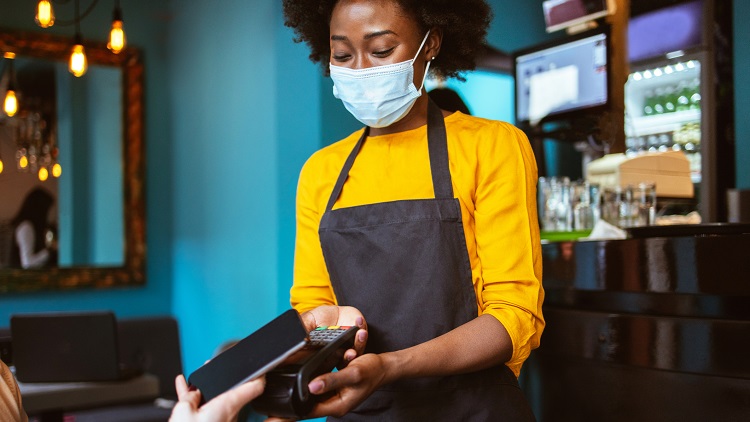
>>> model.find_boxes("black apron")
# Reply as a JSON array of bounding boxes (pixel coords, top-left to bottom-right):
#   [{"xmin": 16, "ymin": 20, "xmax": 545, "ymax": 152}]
[{"xmin": 318, "ymin": 101, "xmax": 536, "ymax": 421}]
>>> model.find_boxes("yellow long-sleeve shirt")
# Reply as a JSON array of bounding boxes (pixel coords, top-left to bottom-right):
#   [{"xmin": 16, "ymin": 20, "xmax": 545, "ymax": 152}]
[{"xmin": 292, "ymin": 111, "xmax": 544, "ymax": 376}]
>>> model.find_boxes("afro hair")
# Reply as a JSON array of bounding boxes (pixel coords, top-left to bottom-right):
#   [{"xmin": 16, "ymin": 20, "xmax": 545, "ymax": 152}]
[{"xmin": 282, "ymin": 0, "xmax": 493, "ymax": 80}]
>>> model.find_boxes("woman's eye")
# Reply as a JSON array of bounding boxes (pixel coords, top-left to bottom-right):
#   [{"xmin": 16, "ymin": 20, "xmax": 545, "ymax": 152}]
[
  {"xmin": 332, "ymin": 53, "xmax": 351, "ymax": 62},
  {"xmin": 373, "ymin": 47, "xmax": 395, "ymax": 57}
]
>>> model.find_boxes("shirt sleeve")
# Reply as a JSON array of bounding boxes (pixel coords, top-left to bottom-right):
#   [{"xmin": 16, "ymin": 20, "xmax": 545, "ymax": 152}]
[
  {"xmin": 473, "ymin": 122, "xmax": 545, "ymax": 376},
  {"xmin": 15, "ymin": 221, "xmax": 49, "ymax": 269},
  {"xmin": 290, "ymin": 156, "xmax": 338, "ymax": 313},
  {"xmin": 1, "ymin": 360, "xmax": 28, "ymax": 422}
]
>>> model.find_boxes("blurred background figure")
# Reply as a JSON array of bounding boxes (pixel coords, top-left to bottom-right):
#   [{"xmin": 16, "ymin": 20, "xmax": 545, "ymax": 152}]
[
  {"xmin": 428, "ymin": 86, "xmax": 472, "ymax": 115},
  {"xmin": 10, "ymin": 187, "xmax": 57, "ymax": 269}
]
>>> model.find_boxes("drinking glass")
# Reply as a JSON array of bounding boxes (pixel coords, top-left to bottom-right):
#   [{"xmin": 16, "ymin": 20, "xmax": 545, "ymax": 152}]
[
  {"xmin": 571, "ymin": 181, "xmax": 597, "ymax": 231},
  {"xmin": 633, "ymin": 182, "xmax": 657, "ymax": 226},
  {"xmin": 543, "ymin": 177, "xmax": 572, "ymax": 232}
]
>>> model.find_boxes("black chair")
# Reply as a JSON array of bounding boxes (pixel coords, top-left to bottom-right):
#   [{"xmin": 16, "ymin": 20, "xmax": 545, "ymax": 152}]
[
  {"xmin": 0, "ymin": 326, "xmax": 11, "ymax": 364},
  {"xmin": 67, "ymin": 316, "xmax": 183, "ymax": 422}
]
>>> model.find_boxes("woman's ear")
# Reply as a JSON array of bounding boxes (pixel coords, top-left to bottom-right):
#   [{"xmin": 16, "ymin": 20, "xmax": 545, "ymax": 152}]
[{"xmin": 425, "ymin": 27, "xmax": 443, "ymax": 61}]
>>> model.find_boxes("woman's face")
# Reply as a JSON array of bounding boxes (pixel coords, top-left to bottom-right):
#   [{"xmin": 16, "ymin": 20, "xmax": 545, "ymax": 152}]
[{"xmin": 329, "ymin": 0, "xmax": 431, "ymax": 71}]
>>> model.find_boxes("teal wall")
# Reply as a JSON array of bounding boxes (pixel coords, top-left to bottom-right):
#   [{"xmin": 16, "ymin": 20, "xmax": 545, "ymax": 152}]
[
  {"xmin": 735, "ymin": 1, "xmax": 750, "ymax": 188},
  {"xmin": 1, "ymin": 0, "xmax": 747, "ymax": 382},
  {"xmin": 167, "ymin": 0, "xmax": 323, "ymax": 373}
]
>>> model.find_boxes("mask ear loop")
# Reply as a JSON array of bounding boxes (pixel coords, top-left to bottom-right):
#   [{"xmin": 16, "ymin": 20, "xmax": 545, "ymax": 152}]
[
  {"xmin": 418, "ymin": 60, "xmax": 432, "ymax": 92},
  {"xmin": 414, "ymin": 31, "xmax": 433, "ymax": 92},
  {"xmin": 412, "ymin": 30, "xmax": 432, "ymax": 63}
]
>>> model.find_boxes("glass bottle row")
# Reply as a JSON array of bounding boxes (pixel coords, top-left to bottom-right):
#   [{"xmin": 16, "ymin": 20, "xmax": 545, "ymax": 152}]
[{"xmin": 642, "ymin": 78, "xmax": 701, "ymax": 117}]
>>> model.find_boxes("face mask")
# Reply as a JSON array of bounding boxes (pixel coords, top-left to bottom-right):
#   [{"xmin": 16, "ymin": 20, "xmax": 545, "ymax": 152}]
[{"xmin": 330, "ymin": 31, "xmax": 431, "ymax": 128}]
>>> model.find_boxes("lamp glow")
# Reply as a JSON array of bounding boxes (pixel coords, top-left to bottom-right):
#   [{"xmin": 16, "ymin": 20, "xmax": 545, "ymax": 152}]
[
  {"xmin": 19, "ymin": 155, "xmax": 28, "ymax": 169},
  {"xmin": 4, "ymin": 52, "xmax": 18, "ymax": 116},
  {"xmin": 35, "ymin": 0, "xmax": 55, "ymax": 28},
  {"xmin": 0, "ymin": 159, "xmax": 4, "ymax": 174},
  {"xmin": 69, "ymin": 43, "xmax": 88, "ymax": 77},
  {"xmin": 52, "ymin": 163, "xmax": 62, "ymax": 178},
  {"xmin": 38, "ymin": 167, "xmax": 49, "ymax": 182},
  {"xmin": 3, "ymin": 90, "xmax": 17, "ymax": 117},
  {"xmin": 108, "ymin": 20, "xmax": 126, "ymax": 53}
]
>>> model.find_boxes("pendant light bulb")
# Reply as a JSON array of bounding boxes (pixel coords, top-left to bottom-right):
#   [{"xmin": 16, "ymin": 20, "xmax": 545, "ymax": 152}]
[
  {"xmin": 0, "ymin": 158, "xmax": 4, "ymax": 174},
  {"xmin": 108, "ymin": 5, "xmax": 126, "ymax": 54},
  {"xmin": 19, "ymin": 155, "xmax": 28, "ymax": 170},
  {"xmin": 69, "ymin": 34, "xmax": 88, "ymax": 77},
  {"xmin": 39, "ymin": 166, "xmax": 49, "ymax": 182},
  {"xmin": 52, "ymin": 163, "xmax": 62, "ymax": 178},
  {"xmin": 3, "ymin": 90, "xmax": 17, "ymax": 117},
  {"xmin": 4, "ymin": 52, "xmax": 18, "ymax": 116},
  {"xmin": 35, "ymin": 0, "xmax": 55, "ymax": 28}
]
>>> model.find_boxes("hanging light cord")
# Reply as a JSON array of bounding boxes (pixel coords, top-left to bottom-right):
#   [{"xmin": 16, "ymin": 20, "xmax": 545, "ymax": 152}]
[
  {"xmin": 50, "ymin": 0, "xmax": 101, "ymax": 27},
  {"xmin": 75, "ymin": 0, "xmax": 81, "ymax": 35}
]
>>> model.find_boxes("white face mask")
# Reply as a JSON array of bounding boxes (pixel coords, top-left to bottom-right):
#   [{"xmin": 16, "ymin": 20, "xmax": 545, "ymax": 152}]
[{"xmin": 330, "ymin": 31, "xmax": 431, "ymax": 128}]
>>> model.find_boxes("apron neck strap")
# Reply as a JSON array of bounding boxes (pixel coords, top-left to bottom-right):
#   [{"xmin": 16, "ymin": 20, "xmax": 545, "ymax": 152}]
[
  {"xmin": 426, "ymin": 99, "xmax": 454, "ymax": 200},
  {"xmin": 325, "ymin": 100, "xmax": 453, "ymax": 212}
]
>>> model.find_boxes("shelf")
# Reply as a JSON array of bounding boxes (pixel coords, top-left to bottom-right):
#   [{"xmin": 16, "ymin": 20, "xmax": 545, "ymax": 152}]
[{"xmin": 626, "ymin": 109, "xmax": 701, "ymax": 137}]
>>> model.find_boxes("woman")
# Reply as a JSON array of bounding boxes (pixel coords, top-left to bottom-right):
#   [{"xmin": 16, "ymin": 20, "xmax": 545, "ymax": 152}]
[
  {"xmin": 283, "ymin": 0, "xmax": 544, "ymax": 420},
  {"xmin": 10, "ymin": 187, "xmax": 57, "ymax": 269}
]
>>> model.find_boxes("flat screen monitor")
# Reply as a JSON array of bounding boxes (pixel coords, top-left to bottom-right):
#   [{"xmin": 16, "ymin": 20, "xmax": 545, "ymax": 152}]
[
  {"xmin": 543, "ymin": 0, "xmax": 612, "ymax": 33},
  {"xmin": 514, "ymin": 28, "xmax": 609, "ymax": 126},
  {"xmin": 628, "ymin": 0, "xmax": 704, "ymax": 63}
]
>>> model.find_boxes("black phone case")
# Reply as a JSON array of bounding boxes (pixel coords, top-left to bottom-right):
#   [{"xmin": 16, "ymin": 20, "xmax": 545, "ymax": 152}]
[
  {"xmin": 251, "ymin": 326, "xmax": 358, "ymax": 418},
  {"xmin": 187, "ymin": 309, "xmax": 308, "ymax": 404}
]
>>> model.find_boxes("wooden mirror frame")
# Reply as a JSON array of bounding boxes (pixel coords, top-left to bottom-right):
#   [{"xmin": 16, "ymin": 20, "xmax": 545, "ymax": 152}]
[{"xmin": 0, "ymin": 28, "xmax": 145, "ymax": 292}]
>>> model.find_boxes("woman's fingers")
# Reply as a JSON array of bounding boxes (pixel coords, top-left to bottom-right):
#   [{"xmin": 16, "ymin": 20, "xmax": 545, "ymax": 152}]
[
  {"xmin": 305, "ymin": 354, "xmax": 385, "ymax": 419},
  {"xmin": 353, "ymin": 328, "xmax": 368, "ymax": 356}
]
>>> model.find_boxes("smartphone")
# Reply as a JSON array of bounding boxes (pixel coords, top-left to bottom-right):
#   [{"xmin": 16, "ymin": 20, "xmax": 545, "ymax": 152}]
[{"xmin": 187, "ymin": 309, "xmax": 308, "ymax": 404}]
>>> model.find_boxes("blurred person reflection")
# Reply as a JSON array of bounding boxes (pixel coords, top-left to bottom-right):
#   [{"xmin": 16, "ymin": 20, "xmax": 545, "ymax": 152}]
[{"xmin": 10, "ymin": 187, "xmax": 57, "ymax": 269}]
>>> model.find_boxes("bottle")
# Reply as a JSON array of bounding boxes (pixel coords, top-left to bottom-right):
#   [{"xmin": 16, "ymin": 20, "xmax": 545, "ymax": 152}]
[
  {"xmin": 664, "ymin": 86, "xmax": 676, "ymax": 113},
  {"xmin": 676, "ymin": 80, "xmax": 690, "ymax": 112},
  {"xmin": 643, "ymin": 90, "xmax": 655, "ymax": 116},
  {"xmin": 689, "ymin": 78, "xmax": 701, "ymax": 110},
  {"xmin": 658, "ymin": 133, "xmax": 671, "ymax": 152},
  {"xmin": 653, "ymin": 87, "xmax": 665, "ymax": 114}
]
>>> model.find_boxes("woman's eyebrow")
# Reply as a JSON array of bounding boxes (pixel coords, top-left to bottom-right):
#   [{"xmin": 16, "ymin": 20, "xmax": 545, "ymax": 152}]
[
  {"xmin": 364, "ymin": 30, "xmax": 396, "ymax": 40},
  {"xmin": 330, "ymin": 30, "xmax": 396, "ymax": 42}
]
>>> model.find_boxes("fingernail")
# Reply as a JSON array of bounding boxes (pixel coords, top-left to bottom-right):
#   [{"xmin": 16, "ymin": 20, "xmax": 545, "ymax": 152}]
[
  {"xmin": 309, "ymin": 380, "xmax": 324, "ymax": 394},
  {"xmin": 356, "ymin": 316, "xmax": 364, "ymax": 327},
  {"xmin": 358, "ymin": 330, "xmax": 367, "ymax": 342}
]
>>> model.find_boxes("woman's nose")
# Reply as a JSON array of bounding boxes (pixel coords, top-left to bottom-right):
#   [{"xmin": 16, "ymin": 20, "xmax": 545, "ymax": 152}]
[{"xmin": 352, "ymin": 54, "xmax": 374, "ymax": 70}]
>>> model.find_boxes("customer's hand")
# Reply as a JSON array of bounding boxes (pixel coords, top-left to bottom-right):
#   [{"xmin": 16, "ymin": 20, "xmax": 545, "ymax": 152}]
[
  {"xmin": 169, "ymin": 374, "xmax": 265, "ymax": 422},
  {"xmin": 301, "ymin": 305, "xmax": 368, "ymax": 361}
]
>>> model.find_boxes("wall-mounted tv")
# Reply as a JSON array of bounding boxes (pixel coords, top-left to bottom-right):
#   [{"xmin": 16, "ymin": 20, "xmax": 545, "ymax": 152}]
[
  {"xmin": 628, "ymin": 0, "xmax": 704, "ymax": 63},
  {"xmin": 514, "ymin": 28, "xmax": 610, "ymax": 127},
  {"xmin": 543, "ymin": 0, "xmax": 614, "ymax": 33}
]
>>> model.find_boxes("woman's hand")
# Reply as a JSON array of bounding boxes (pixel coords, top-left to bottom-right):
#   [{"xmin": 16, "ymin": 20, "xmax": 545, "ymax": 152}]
[
  {"xmin": 305, "ymin": 353, "xmax": 391, "ymax": 418},
  {"xmin": 169, "ymin": 374, "xmax": 265, "ymax": 422},
  {"xmin": 301, "ymin": 305, "xmax": 368, "ymax": 361}
]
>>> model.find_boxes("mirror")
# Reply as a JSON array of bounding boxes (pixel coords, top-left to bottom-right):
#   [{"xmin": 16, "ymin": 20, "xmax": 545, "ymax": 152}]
[{"xmin": 0, "ymin": 28, "xmax": 145, "ymax": 292}]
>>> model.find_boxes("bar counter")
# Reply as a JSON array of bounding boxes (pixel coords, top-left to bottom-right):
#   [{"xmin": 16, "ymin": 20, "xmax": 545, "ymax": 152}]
[{"xmin": 524, "ymin": 225, "xmax": 750, "ymax": 421}]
